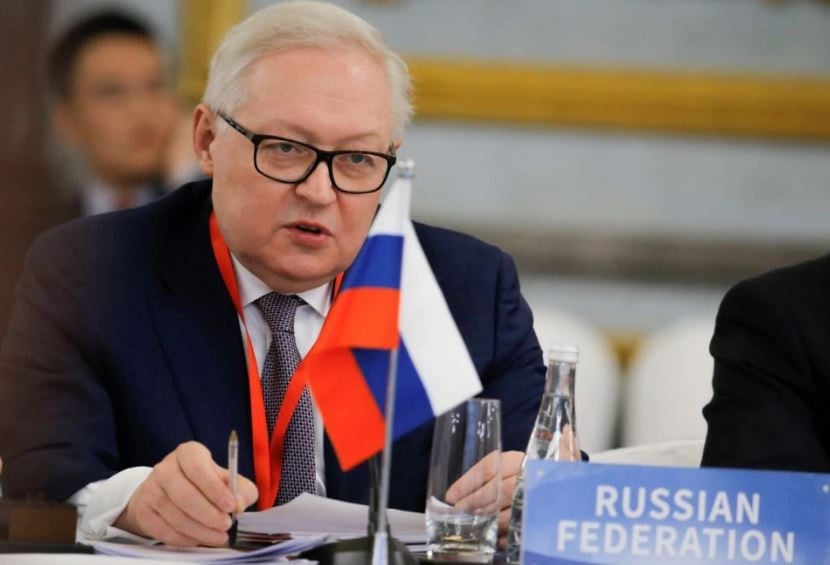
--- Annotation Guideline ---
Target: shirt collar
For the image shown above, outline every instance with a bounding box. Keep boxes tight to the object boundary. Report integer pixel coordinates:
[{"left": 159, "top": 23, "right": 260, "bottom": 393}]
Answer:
[
  {"left": 230, "top": 254, "right": 332, "bottom": 317},
  {"left": 82, "top": 178, "right": 157, "bottom": 216}
]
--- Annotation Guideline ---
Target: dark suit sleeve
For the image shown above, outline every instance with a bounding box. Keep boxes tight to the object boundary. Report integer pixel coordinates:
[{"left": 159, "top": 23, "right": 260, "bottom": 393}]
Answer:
[
  {"left": 479, "top": 252, "right": 545, "bottom": 453},
  {"left": 0, "top": 229, "right": 120, "bottom": 500},
  {"left": 701, "top": 277, "right": 830, "bottom": 472}
]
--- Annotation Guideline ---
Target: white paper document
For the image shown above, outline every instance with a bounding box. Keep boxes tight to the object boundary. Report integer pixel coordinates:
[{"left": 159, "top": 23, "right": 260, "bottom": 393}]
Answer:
[
  {"left": 237, "top": 493, "right": 427, "bottom": 545},
  {"left": 91, "top": 535, "right": 326, "bottom": 563},
  {"left": 88, "top": 494, "right": 426, "bottom": 561}
]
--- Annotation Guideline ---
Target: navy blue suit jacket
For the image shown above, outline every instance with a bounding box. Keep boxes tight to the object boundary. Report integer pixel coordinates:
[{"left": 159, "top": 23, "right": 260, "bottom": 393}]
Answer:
[{"left": 0, "top": 180, "right": 545, "bottom": 511}]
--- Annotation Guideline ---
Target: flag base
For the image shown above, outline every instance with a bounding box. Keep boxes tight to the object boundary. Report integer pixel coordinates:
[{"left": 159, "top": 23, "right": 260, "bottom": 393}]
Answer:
[{"left": 298, "top": 535, "right": 418, "bottom": 565}]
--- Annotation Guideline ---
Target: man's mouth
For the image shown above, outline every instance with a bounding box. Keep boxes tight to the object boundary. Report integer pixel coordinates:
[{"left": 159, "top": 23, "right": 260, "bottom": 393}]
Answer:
[{"left": 289, "top": 222, "right": 330, "bottom": 236}]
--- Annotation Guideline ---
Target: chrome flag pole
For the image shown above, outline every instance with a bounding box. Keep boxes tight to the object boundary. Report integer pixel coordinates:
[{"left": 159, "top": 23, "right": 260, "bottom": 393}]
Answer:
[
  {"left": 301, "top": 161, "right": 418, "bottom": 565},
  {"left": 371, "top": 159, "right": 415, "bottom": 565}
]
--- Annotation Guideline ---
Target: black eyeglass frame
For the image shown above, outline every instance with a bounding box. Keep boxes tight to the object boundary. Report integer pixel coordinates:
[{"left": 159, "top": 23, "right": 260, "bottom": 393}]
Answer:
[{"left": 218, "top": 112, "right": 397, "bottom": 194}]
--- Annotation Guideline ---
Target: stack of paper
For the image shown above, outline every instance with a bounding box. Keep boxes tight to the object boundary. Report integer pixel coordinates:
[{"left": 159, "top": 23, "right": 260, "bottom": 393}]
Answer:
[
  {"left": 88, "top": 494, "right": 427, "bottom": 561},
  {"left": 238, "top": 493, "right": 426, "bottom": 545},
  {"left": 91, "top": 536, "right": 326, "bottom": 563}
]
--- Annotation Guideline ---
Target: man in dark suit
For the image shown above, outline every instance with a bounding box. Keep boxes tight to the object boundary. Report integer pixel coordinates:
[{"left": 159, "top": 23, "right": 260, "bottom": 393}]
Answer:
[
  {"left": 0, "top": 0, "right": 544, "bottom": 548},
  {"left": 50, "top": 11, "right": 176, "bottom": 216},
  {"left": 1, "top": 12, "right": 174, "bottom": 342},
  {"left": 702, "top": 254, "right": 830, "bottom": 472}
]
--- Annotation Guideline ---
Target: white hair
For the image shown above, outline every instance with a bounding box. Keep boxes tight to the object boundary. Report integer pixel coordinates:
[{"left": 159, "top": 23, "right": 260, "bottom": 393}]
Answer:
[{"left": 203, "top": 0, "right": 412, "bottom": 142}]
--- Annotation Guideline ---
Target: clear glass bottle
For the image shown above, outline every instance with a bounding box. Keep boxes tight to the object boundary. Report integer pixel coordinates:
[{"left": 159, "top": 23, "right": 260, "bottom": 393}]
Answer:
[{"left": 506, "top": 345, "right": 580, "bottom": 564}]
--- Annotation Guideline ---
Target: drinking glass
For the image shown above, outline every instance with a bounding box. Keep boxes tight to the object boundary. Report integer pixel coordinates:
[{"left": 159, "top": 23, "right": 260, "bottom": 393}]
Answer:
[{"left": 426, "top": 398, "right": 502, "bottom": 562}]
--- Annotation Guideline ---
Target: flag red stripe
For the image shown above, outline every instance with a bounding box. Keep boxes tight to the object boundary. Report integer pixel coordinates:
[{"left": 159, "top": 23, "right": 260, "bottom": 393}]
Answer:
[
  {"left": 316, "top": 287, "right": 400, "bottom": 349},
  {"left": 304, "top": 348, "right": 385, "bottom": 469}
]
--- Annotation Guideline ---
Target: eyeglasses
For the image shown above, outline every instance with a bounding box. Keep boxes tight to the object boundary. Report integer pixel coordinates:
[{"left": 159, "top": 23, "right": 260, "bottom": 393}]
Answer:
[{"left": 218, "top": 112, "right": 396, "bottom": 194}]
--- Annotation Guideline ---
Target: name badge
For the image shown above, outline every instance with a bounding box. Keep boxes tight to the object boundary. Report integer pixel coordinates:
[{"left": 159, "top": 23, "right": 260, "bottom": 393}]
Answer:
[{"left": 522, "top": 461, "right": 830, "bottom": 564}]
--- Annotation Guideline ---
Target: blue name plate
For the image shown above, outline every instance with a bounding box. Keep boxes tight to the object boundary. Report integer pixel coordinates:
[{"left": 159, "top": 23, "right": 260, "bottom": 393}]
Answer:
[{"left": 522, "top": 461, "right": 830, "bottom": 564}]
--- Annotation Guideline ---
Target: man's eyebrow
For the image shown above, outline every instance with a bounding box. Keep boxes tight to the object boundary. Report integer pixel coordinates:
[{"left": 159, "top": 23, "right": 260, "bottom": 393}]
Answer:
[
  {"left": 338, "top": 133, "right": 385, "bottom": 147},
  {"left": 271, "top": 121, "right": 384, "bottom": 147}
]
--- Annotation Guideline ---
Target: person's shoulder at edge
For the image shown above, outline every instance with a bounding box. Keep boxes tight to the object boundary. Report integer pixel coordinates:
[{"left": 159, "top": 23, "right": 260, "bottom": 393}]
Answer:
[
  {"left": 723, "top": 251, "right": 830, "bottom": 305},
  {"left": 702, "top": 251, "right": 830, "bottom": 472}
]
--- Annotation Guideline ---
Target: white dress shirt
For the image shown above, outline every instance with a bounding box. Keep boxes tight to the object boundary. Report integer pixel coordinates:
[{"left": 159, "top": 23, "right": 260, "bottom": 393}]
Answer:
[
  {"left": 81, "top": 179, "right": 159, "bottom": 217},
  {"left": 69, "top": 254, "right": 332, "bottom": 541}
]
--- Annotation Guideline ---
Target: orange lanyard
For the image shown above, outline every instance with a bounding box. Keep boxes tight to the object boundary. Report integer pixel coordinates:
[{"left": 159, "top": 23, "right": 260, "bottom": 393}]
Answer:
[{"left": 208, "top": 212, "right": 342, "bottom": 509}]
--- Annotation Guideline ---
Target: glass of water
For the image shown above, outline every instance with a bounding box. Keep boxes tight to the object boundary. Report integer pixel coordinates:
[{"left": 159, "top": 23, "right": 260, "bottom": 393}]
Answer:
[{"left": 426, "top": 398, "right": 502, "bottom": 562}]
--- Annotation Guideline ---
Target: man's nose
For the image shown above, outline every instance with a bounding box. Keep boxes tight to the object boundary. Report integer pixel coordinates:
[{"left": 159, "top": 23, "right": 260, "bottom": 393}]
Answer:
[
  {"left": 294, "top": 160, "right": 337, "bottom": 205},
  {"left": 129, "top": 86, "right": 172, "bottom": 118}
]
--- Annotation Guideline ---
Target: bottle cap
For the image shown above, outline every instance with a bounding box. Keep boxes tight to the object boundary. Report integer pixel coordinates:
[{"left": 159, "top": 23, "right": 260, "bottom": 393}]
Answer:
[{"left": 548, "top": 344, "right": 579, "bottom": 363}]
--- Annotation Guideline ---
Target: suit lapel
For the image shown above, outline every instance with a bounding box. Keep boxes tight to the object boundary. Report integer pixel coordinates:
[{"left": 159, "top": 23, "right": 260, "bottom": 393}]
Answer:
[{"left": 148, "top": 183, "right": 255, "bottom": 479}]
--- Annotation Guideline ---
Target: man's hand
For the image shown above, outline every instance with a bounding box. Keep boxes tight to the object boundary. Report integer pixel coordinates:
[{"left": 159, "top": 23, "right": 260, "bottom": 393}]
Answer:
[
  {"left": 555, "top": 424, "right": 580, "bottom": 463},
  {"left": 115, "top": 441, "right": 258, "bottom": 547},
  {"left": 444, "top": 450, "right": 525, "bottom": 550}
]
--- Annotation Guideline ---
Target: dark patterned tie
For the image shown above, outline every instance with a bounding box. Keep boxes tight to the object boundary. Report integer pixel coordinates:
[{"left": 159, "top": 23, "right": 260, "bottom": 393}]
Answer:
[{"left": 255, "top": 292, "right": 317, "bottom": 505}]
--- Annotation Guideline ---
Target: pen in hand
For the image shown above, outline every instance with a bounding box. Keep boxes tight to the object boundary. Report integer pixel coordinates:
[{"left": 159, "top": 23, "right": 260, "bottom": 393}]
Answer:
[{"left": 228, "top": 429, "right": 239, "bottom": 547}]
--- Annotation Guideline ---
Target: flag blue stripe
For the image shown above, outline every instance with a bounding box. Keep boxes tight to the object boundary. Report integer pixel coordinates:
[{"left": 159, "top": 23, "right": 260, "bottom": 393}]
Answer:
[
  {"left": 390, "top": 340, "right": 433, "bottom": 437},
  {"left": 352, "top": 348, "right": 388, "bottom": 410},
  {"left": 341, "top": 235, "right": 403, "bottom": 290},
  {"left": 352, "top": 338, "right": 433, "bottom": 438}
]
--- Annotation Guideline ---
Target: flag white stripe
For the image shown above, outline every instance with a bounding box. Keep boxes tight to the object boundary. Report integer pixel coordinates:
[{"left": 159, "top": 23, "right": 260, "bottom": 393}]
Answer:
[
  {"left": 369, "top": 179, "right": 409, "bottom": 237},
  {"left": 372, "top": 174, "right": 482, "bottom": 418},
  {"left": 399, "top": 220, "right": 482, "bottom": 415}
]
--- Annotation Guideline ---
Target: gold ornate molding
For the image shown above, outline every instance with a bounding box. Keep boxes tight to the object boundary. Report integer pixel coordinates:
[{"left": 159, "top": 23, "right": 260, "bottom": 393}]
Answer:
[
  {"left": 178, "top": 0, "right": 247, "bottom": 106},
  {"left": 407, "top": 56, "right": 830, "bottom": 142},
  {"left": 177, "top": 7, "right": 830, "bottom": 143}
]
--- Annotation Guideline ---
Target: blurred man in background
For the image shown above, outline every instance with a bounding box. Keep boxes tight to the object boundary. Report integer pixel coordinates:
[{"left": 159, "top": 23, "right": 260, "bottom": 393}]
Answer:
[
  {"left": 1, "top": 10, "right": 180, "bottom": 339},
  {"left": 49, "top": 11, "right": 176, "bottom": 216}
]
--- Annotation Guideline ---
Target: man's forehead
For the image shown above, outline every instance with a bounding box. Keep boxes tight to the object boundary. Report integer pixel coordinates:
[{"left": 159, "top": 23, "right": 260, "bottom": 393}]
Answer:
[
  {"left": 77, "top": 34, "right": 160, "bottom": 64},
  {"left": 234, "top": 46, "right": 392, "bottom": 146},
  {"left": 244, "top": 44, "right": 384, "bottom": 86},
  {"left": 74, "top": 37, "right": 162, "bottom": 79}
]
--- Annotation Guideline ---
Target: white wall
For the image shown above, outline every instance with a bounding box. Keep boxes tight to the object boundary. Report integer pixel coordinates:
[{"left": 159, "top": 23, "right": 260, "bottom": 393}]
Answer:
[{"left": 403, "top": 123, "right": 830, "bottom": 245}]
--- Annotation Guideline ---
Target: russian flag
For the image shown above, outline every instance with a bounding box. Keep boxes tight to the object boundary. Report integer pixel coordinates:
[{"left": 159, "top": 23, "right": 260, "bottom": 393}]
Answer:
[{"left": 295, "top": 171, "right": 482, "bottom": 470}]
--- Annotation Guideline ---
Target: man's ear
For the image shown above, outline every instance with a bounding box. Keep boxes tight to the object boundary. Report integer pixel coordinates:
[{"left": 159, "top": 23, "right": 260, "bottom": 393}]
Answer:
[{"left": 192, "top": 103, "right": 217, "bottom": 177}]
